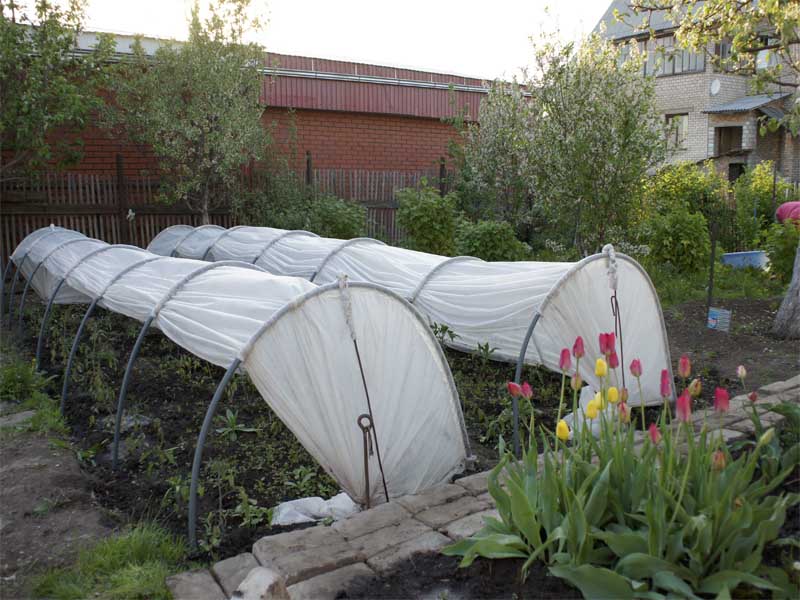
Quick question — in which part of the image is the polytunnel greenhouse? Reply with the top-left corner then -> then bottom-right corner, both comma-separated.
149,224 -> 676,415
4,226 -> 471,544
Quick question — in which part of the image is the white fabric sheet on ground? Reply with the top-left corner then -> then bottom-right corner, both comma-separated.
9,226 -> 469,505
149,225 -> 675,406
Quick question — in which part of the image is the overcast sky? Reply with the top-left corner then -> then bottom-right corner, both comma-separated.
80,0 -> 609,80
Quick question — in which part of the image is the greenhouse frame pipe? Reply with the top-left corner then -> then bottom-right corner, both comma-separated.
1,259 -> 15,317
60,255 -> 164,415
200,225 -> 246,260
187,358 -> 241,549
409,256 -> 480,303
111,260 -> 266,469
34,244 -> 142,370
250,230 -> 319,266
170,224 -> 224,257
17,237 -> 93,329
512,312 -> 542,458
310,238 -> 386,283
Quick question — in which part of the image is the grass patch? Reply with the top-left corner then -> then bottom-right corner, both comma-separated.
32,523 -> 188,600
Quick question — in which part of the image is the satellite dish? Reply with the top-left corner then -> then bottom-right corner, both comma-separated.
710,79 -> 721,96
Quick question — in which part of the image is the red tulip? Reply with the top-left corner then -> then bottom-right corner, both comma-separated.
572,336 -> 585,359
521,382 -> 533,400
660,369 -> 671,398
599,332 -> 616,356
748,391 -> 758,403
559,348 -> 571,372
677,389 -> 692,422
678,354 -> 691,379
507,382 -> 522,397
620,387 -> 629,403
648,423 -> 661,444
714,387 -> 730,413
711,450 -> 727,472
609,351 -> 620,369
629,359 -> 642,378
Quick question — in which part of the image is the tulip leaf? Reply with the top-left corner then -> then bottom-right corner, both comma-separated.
507,476 -> 542,548
444,533 -> 528,567
584,460 -> 612,528
698,570 -> 780,595
781,443 -> 800,471
615,553 -> 695,584
653,571 -> 701,600
593,529 -> 648,558
549,564 -> 634,600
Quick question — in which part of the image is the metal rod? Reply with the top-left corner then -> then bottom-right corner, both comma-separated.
513,312 -> 541,458
61,298 -> 98,414
7,257 -> 24,324
188,358 -> 241,549
35,278 -> 65,370
1,259 -> 14,317
16,263 -> 42,329
111,316 -> 154,470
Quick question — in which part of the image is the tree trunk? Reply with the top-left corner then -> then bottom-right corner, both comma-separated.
201,184 -> 210,225
773,240 -> 800,339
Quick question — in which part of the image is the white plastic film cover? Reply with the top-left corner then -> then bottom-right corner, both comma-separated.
152,225 -> 674,406
10,227 -> 468,504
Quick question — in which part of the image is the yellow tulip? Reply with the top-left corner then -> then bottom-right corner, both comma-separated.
594,391 -> 606,410
556,419 -> 570,441
595,358 -> 608,378
586,401 -> 599,420
607,387 -> 619,404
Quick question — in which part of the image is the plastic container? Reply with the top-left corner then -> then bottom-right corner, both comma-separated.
720,251 -> 768,269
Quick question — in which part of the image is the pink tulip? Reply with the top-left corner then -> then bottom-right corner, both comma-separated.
507,382 -> 522,397
521,382 -> 533,400
678,354 -> 691,379
677,389 -> 692,422
748,391 -> 758,403
559,348 -> 571,372
609,351 -> 619,369
714,387 -> 730,413
629,359 -> 642,378
572,336 -> 585,359
648,423 -> 661,444
599,332 -> 616,356
660,369 -> 671,398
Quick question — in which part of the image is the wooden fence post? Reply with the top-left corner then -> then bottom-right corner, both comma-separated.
438,157 -> 446,196
116,154 -> 131,245
305,151 -> 313,188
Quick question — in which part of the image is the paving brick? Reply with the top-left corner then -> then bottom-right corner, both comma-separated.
415,495 -> 490,529
232,566 -> 289,600
440,508 -> 499,540
349,518 -> 432,557
166,569 -> 225,600
286,563 -> 375,599
366,531 -> 451,574
453,470 -> 490,495
781,374 -> 800,389
395,483 -> 466,514
760,379 -> 799,395
211,552 -> 259,597
331,501 -> 410,540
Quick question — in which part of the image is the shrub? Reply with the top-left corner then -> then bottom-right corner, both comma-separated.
764,221 -> 800,284
734,161 -> 793,247
396,183 -> 457,255
305,194 -> 366,239
646,209 -> 710,273
642,161 -> 728,216
456,220 -> 531,261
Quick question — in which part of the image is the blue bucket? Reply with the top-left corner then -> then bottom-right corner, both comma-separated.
720,251 -> 768,269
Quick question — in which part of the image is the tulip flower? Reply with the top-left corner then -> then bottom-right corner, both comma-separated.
521,382 -> 533,400
620,387 -> 629,403
737,365 -> 747,380
586,401 -> 599,420
688,378 -> 702,398
748,391 -> 758,403
660,369 -> 671,398
599,332 -> 616,356
607,387 -> 620,404
629,359 -> 642,378
711,450 -> 726,472
609,351 -> 620,369
619,402 -> 630,424
676,389 -> 692,422
556,419 -> 570,441
714,387 -> 730,413
678,354 -> 691,379
559,348 -> 571,372
595,358 -> 608,378
594,391 -> 607,409
571,374 -> 583,391
572,336 -> 585,359
648,422 -> 661,444
507,382 -> 522,397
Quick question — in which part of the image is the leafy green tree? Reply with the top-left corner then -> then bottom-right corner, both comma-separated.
107,0 -> 269,223
0,0 -> 113,182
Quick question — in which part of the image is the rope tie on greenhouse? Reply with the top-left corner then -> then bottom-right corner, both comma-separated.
338,274 -> 389,504
604,244 -> 626,390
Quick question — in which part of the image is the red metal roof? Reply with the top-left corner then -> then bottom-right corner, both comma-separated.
262,52 -> 486,121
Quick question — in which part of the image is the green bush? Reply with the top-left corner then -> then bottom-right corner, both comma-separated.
646,209 -> 710,273
734,161 -> 793,247
305,194 -> 366,239
456,220 -> 531,261
764,221 -> 800,284
396,183 -> 457,255
643,161 -> 728,216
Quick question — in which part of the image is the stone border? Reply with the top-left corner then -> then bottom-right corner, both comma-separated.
167,374 -> 799,600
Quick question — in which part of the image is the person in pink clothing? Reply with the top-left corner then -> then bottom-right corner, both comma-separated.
776,201 -> 800,224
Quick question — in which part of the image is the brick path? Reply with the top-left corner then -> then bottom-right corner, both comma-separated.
167,375 -> 800,600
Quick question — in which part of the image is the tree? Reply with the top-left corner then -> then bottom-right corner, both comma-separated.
623,0 -> 800,134
0,0 -> 113,183
773,240 -> 800,339
108,0 -> 269,223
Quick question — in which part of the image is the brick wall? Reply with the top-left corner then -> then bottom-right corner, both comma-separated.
262,107 -> 460,172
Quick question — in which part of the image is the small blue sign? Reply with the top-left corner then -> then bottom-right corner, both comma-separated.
707,307 -> 732,332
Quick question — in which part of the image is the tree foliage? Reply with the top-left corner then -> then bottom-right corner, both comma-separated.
0,0 -> 113,182
107,0 -> 269,222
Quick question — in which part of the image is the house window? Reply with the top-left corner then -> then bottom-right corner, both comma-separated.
666,113 -> 689,149
756,36 -> 779,70
644,35 -> 705,76
716,126 -> 743,154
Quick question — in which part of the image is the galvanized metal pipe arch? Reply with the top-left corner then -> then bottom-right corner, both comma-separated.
250,230 -> 319,266
408,256 -> 481,304
200,225 -> 247,260
171,224 -> 225,258
309,238 -> 386,283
